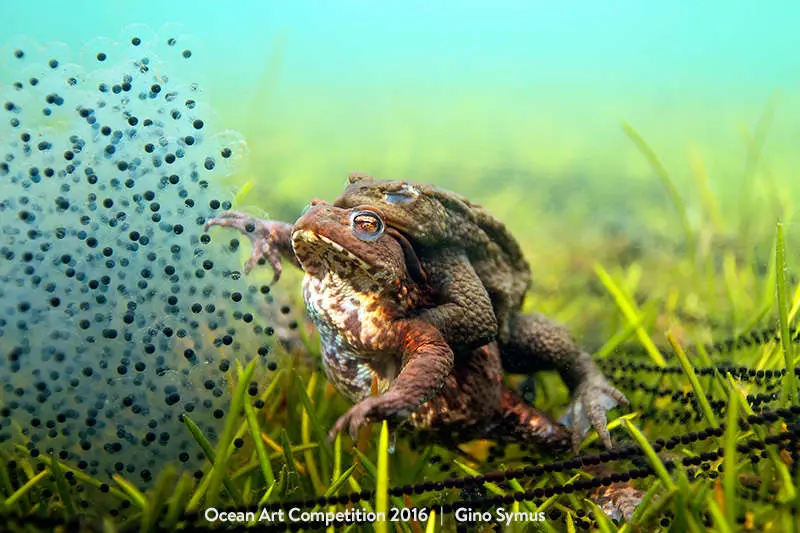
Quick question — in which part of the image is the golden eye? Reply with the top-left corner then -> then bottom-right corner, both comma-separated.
351,210 -> 384,241
354,215 -> 379,233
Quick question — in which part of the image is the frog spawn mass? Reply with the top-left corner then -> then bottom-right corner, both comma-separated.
0,27 -> 287,498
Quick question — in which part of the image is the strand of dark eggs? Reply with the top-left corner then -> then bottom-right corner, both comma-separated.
603,324 -> 800,377
6,410 -> 795,533
167,321 -> 800,529
7,320 -> 791,529
599,324 -> 800,420
483,326 -> 792,468
609,374 -> 780,428
154,405 -> 800,532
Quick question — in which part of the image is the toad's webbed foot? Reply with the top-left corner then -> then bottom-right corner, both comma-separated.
559,374 -> 628,453
328,393 -> 410,442
204,211 -> 294,281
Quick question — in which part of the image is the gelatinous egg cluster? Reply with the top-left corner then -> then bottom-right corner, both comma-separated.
0,25 -> 284,493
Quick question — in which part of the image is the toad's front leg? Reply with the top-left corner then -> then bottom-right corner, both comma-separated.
329,319 -> 454,441
204,211 -> 299,281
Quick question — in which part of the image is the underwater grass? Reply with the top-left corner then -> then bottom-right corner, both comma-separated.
776,222 -> 797,406
593,263 -> 666,367
667,331 -> 719,428
621,120 -> 695,263
723,379 -> 739,528
375,421 -> 390,533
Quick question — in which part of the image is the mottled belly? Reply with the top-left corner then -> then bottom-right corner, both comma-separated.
302,276 -> 398,403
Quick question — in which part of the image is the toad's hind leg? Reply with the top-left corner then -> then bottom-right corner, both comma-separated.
501,313 -> 628,451
495,386 -> 572,450
496,387 -> 644,522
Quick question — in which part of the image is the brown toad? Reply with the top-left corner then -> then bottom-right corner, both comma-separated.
207,202 -> 571,449
205,176 -> 626,452
333,173 -> 628,451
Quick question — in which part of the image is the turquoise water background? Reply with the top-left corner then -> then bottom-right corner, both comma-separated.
2,1 -> 798,236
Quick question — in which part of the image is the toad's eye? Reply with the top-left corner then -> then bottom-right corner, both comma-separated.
383,184 -> 419,205
351,210 -> 383,241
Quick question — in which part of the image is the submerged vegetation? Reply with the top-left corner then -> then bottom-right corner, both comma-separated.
1,25 -> 800,533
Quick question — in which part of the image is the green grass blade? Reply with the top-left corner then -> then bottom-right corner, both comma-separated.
141,465 -> 177,533
265,443 -> 318,461
723,378 -> 739,527
507,478 -> 538,514
279,429 -> 299,497
163,473 -> 194,531
425,508 -> 437,533
724,373 -> 796,501
183,415 -> 220,511
584,499 -> 618,533
113,473 -> 148,510
352,448 -> 378,479
2,468 -> 48,509
596,301 -> 658,358
627,480 -> 662,523
205,359 -> 256,506
243,385 -> 275,485
776,222 -> 797,405
17,446 -> 130,503
408,445 -> 434,482
49,453 -> 75,519
183,414 -> 217,463
293,371 -> 333,462
674,465 -> 703,533
0,453 -> 13,505
621,120 -> 695,261
300,372 -> 324,493
594,263 -> 666,366
257,480 -> 278,506
375,420 -> 390,533
352,442 -> 410,532
310,462 -> 360,515
183,415 -> 244,508
326,433 -> 343,533
453,460 -> 505,496
707,496 -> 734,533
666,331 -> 718,427
326,462 -> 358,498
621,419 -> 675,490
347,476 -> 375,515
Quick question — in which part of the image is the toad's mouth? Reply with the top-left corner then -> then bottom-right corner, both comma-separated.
292,229 -> 373,274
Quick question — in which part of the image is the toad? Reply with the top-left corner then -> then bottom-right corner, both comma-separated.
203,176 -> 625,451
212,201 -> 572,448
332,174 -> 627,451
